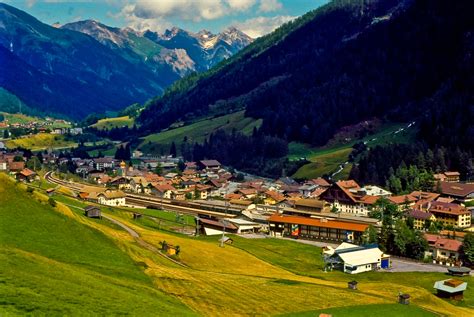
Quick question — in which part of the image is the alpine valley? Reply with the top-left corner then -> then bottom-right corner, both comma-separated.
1,1 -> 474,316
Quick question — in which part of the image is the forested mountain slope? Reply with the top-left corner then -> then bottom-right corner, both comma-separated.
0,3 -> 250,119
138,0 -> 474,151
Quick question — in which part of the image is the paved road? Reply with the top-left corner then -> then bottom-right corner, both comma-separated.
389,258 -> 449,273
102,214 -> 139,238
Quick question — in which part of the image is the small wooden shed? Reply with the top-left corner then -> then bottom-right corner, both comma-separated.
348,280 -> 358,290
84,205 -> 101,219
398,293 -> 410,305
46,188 -> 55,196
133,213 -> 143,220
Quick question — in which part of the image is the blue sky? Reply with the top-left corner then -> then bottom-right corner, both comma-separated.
6,0 -> 328,37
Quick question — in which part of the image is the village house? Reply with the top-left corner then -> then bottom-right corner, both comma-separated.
319,180 -> 381,216
438,181 -> 474,203
299,184 -> 318,198
417,201 -> 471,228
129,177 -> 152,194
198,160 -> 221,171
407,209 -> 436,230
109,176 -> 129,189
8,161 -> 25,173
0,159 -> 7,171
75,165 -> 93,176
389,191 -> 440,211
98,175 -> 112,185
15,168 -> 36,182
263,190 -> 286,205
434,171 -> 461,183
388,194 -> 418,210
324,242 -> 390,274
97,190 -> 126,206
309,177 -> 331,188
190,184 -> 212,200
151,184 -> 176,199
237,188 -> 258,199
439,230 -> 467,242
425,233 -> 463,266
93,157 -> 115,171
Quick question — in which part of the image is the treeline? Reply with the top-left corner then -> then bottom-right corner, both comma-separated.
179,129 -> 299,178
365,199 -> 427,259
350,143 -> 473,190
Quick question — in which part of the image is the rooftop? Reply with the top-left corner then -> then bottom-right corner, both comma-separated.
439,181 -> 474,198
268,214 -> 369,232
434,279 -> 467,293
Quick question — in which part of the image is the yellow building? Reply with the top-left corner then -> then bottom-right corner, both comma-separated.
408,209 -> 437,230
420,201 -> 471,228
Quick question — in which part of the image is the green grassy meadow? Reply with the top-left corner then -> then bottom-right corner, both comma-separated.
0,175 -> 194,316
91,116 -> 135,130
2,172 -> 472,316
5,133 -> 76,151
282,304 -> 436,317
231,236 -> 474,312
291,122 -> 418,179
138,111 -> 262,155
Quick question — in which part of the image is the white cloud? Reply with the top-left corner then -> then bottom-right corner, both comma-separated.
233,15 -> 295,38
114,3 -> 171,33
258,0 -> 282,13
127,0 -> 227,22
226,0 -> 256,11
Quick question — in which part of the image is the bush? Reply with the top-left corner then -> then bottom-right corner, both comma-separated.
48,198 -> 57,207
26,187 -> 34,194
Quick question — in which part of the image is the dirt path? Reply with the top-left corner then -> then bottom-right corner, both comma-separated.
61,202 -> 187,268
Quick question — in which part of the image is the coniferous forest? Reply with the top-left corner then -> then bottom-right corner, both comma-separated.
131,0 -> 474,179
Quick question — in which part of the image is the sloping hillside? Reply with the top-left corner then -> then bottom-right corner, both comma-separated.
138,0 -> 473,149
0,175 -> 194,315
0,4 -> 251,119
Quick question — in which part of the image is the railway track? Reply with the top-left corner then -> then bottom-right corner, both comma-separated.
44,171 -> 236,219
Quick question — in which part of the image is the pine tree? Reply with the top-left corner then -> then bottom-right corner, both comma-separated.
460,233 -> 474,267
170,142 -> 177,157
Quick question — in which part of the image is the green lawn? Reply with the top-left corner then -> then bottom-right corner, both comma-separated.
49,192 -> 195,232
282,303 -> 436,317
0,175 -> 194,316
138,111 -> 262,155
231,236 -> 474,311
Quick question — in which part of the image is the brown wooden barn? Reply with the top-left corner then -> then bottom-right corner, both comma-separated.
84,205 -> 101,218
